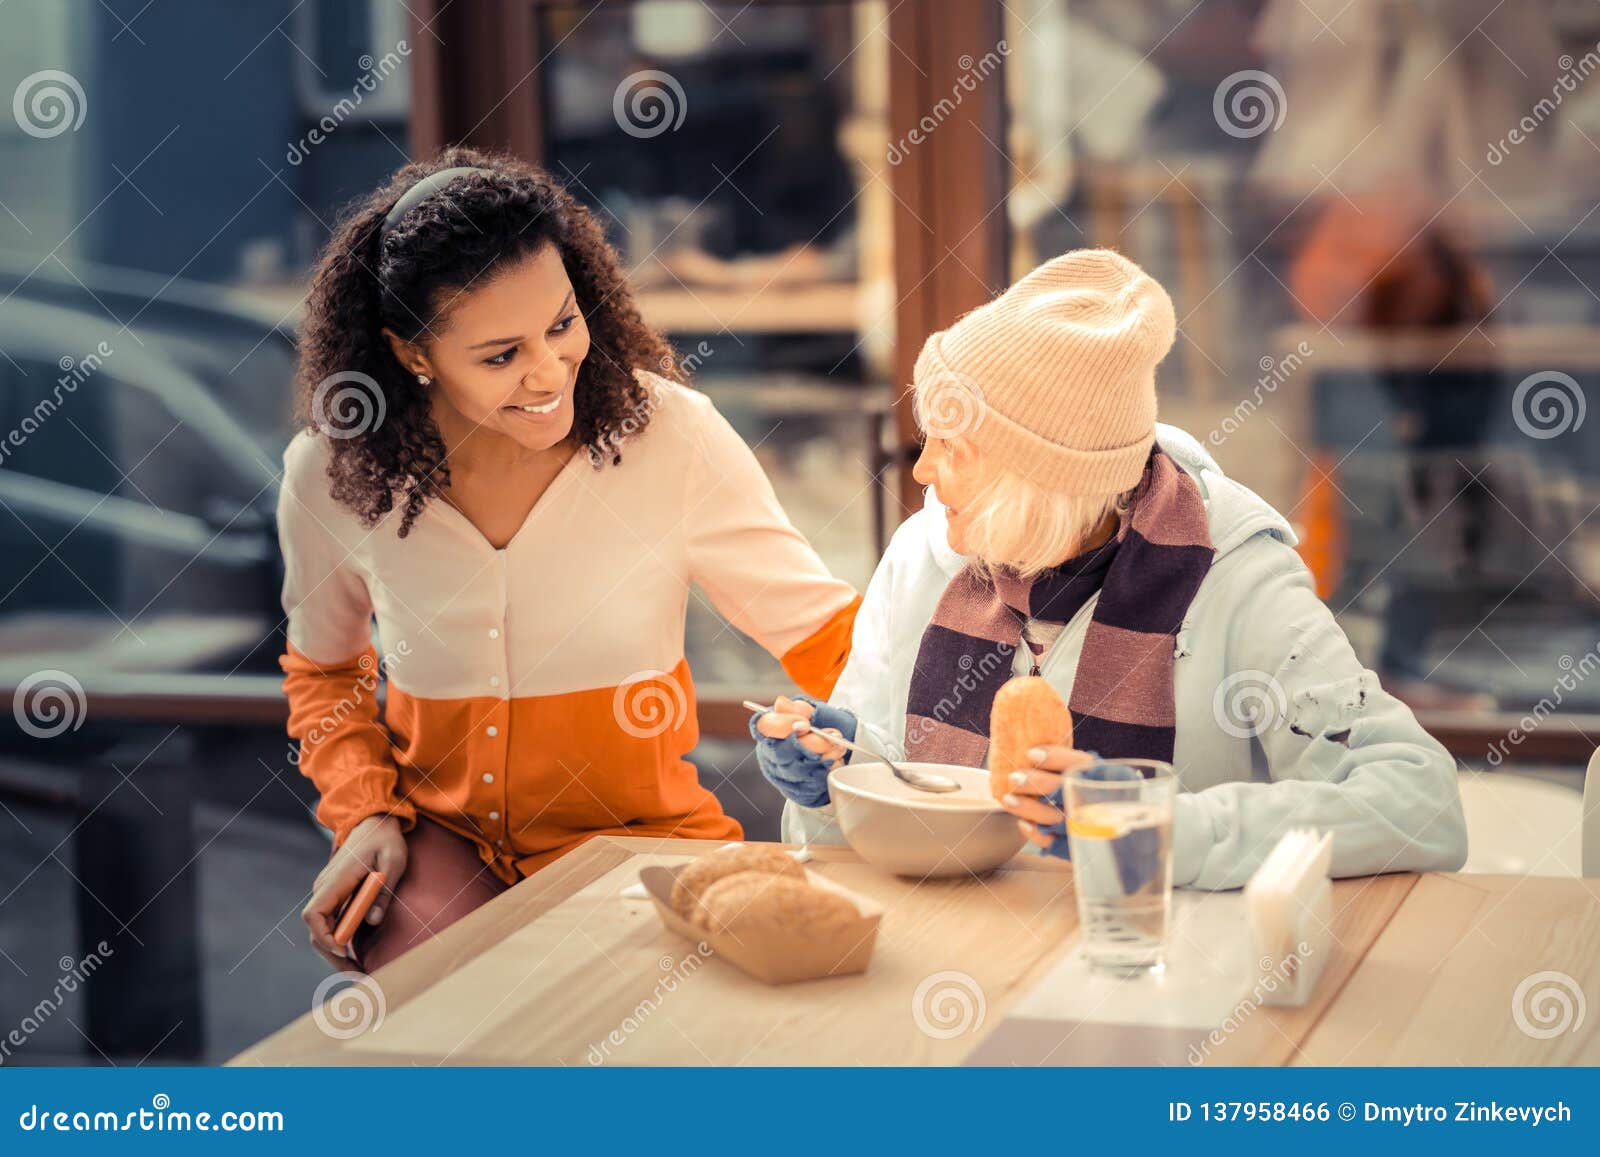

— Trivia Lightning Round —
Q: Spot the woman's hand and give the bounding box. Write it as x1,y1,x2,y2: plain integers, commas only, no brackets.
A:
303,814,408,970
750,694,856,808
998,745,1096,859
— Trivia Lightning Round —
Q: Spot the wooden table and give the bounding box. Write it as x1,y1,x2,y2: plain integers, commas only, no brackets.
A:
231,838,1600,1067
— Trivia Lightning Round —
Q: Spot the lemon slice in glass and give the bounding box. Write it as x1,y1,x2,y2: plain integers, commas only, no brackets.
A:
1066,802,1128,840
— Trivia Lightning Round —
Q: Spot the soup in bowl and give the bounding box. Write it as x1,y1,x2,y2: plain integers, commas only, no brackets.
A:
827,762,1027,878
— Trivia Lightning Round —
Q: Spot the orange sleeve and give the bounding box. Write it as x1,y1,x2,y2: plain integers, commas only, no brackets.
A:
281,643,417,847
276,456,415,848
778,594,861,699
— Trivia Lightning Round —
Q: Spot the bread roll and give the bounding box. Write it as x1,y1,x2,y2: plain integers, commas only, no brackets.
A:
668,844,804,918
691,870,859,942
986,675,1073,799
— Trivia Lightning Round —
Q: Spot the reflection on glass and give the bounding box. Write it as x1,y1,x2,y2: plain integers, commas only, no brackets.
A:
0,0,411,674
0,1,418,1064
1004,0,1600,714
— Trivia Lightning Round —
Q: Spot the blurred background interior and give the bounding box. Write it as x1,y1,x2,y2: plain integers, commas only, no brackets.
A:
1,0,1597,1062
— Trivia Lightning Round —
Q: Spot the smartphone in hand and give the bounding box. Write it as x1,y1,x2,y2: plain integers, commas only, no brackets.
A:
332,870,387,956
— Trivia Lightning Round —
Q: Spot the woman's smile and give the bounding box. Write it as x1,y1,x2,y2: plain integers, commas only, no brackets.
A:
504,392,563,417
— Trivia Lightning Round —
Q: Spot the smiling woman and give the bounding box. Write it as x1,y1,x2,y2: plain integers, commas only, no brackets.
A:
280,148,860,974
296,151,669,538
381,245,591,550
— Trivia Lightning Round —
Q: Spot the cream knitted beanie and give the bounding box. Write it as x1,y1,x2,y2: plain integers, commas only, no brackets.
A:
913,248,1177,496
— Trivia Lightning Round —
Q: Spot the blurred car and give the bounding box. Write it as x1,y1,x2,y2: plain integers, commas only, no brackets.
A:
0,256,298,685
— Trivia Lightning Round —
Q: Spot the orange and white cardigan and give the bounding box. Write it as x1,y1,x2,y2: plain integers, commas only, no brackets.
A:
277,374,860,883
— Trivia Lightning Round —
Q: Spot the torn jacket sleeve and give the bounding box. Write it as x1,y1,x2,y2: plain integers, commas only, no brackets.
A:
1172,537,1468,890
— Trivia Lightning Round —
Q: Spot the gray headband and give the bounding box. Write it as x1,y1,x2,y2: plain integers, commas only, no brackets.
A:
379,165,490,246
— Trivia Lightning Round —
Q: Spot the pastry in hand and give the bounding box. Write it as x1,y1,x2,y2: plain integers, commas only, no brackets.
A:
691,870,859,942
669,843,804,919
986,675,1073,800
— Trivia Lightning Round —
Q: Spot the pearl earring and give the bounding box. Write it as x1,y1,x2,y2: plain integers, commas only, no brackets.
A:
417,374,431,386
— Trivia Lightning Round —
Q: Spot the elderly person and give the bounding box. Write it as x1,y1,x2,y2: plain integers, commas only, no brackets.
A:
751,249,1466,889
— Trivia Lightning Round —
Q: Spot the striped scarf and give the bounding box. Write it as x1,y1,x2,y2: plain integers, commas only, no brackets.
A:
904,447,1213,766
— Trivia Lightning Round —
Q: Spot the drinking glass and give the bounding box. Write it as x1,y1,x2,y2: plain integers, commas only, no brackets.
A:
1062,759,1178,973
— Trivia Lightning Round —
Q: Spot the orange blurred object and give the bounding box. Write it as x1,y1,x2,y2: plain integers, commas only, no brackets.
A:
333,870,387,949
1296,451,1348,600
1288,195,1492,328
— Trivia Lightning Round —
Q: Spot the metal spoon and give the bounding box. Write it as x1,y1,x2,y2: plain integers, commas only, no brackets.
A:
743,700,962,794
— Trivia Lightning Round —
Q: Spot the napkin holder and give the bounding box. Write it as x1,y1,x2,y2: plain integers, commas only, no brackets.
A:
1243,829,1333,1007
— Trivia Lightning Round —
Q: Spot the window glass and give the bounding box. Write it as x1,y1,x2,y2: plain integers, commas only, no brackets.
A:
0,0,411,669
1004,0,1600,712
540,0,897,693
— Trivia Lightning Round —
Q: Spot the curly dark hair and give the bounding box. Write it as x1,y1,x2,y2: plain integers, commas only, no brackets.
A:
295,146,680,537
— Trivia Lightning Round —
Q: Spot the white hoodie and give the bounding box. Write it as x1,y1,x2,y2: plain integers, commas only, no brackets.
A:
782,424,1469,889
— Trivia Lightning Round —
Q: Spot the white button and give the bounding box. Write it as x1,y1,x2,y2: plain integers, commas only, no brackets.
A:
486,725,499,737
489,628,500,639
483,772,495,783
489,675,501,688
488,810,500,821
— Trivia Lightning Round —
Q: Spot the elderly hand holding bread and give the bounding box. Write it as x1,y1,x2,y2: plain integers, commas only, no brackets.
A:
985,676,1093,859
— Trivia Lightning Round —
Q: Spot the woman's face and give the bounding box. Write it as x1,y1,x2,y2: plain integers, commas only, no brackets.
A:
390,243,591,453
912,435,984,554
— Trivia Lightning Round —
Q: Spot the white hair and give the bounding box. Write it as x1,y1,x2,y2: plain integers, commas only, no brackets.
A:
954,446,1135,580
